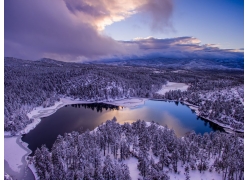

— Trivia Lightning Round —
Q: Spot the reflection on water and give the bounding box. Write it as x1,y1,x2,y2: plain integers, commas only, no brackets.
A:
67,103,121,112
22,100,224,155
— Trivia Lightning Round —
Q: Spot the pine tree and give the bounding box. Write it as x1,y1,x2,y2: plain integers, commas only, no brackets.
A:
102,155,115,180
34,145,53,180
171,149,179,173
184,165,190,180
137,149,149,177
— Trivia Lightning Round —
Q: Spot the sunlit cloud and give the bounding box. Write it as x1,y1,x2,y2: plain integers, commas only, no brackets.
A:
63,0,173,31
115,36,243,60
4,0,242,62
4,0,173,61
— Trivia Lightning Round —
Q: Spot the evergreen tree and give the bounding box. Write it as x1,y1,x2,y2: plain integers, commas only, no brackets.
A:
102,155,115,180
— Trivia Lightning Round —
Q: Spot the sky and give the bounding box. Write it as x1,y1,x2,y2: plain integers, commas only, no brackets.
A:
4,0,244,62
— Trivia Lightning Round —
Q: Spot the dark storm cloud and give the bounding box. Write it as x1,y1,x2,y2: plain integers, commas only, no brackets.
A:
4,0,129,61
64,0,108,17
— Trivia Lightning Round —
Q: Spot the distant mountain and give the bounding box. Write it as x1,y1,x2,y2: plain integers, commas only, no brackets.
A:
89,57,244,71
4,57,243,71
5,57,68,67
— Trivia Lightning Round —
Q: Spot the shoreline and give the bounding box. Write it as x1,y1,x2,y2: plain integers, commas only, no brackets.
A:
4,96,243,179
4,136,34,180
149,98,243,134
181,101,244,134
4,97,147,180
22,97,146,135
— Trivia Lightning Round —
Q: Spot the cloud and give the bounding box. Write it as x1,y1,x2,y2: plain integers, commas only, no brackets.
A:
63,0,173,31
137,0,173,32
4,0,174,61
4,0,242,62
118,37,244,59
127,36,200,50
5,0,135,61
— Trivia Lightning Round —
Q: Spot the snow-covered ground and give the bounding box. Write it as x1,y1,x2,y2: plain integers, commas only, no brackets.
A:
28,164,39,180
22,97,94,135
4,137,27,173
166,160,222,180
4,136,34,180
123,157,140,180
4,131,12,136
104,98,146,108
156,82,189,95
183,100,244,133
171,70,187,73
168,168,222,180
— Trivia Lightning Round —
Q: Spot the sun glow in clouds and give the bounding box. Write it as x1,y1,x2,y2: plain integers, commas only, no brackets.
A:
64,0,172,31
4,0,243,61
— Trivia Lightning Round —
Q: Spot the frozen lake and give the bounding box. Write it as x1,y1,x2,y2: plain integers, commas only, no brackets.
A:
22,100,224,155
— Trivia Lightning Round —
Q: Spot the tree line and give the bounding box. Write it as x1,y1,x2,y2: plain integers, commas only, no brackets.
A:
31,119,244,180
4,57,244,134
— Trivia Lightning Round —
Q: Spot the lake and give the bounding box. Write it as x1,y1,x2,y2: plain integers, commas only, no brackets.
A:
22,100,224,155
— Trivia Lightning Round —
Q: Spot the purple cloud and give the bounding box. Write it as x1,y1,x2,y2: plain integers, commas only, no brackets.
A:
138,0,174,32
4,0,131,61
117,37,243,60
4,0,242,62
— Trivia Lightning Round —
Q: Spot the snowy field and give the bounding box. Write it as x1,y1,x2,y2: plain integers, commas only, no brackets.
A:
104,98,146,108
167,162,222,180
123,158,140,180
4,136,33,179
156,82,189,95
4,137,27,173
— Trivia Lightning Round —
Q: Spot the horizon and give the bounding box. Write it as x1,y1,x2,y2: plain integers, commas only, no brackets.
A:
4,0,244,62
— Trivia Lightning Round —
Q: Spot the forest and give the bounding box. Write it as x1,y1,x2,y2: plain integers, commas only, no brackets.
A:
4,57,244,133
4,57,244,179
30,119,244,180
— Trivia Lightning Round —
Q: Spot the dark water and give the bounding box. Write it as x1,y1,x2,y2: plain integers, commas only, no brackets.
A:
22,100,224,155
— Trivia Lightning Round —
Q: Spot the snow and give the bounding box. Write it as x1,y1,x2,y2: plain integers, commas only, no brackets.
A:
4,137,28,173
168,170,222,180
122,153,223,180
22,97,146,135
4,96,237,180
4,131,11,136
231,86,244,105
104,98,146,108
188,102,244,133
189,171,222,180
123,157,141,180
167,163,223,180
4,136,34,179
123,145,223,180
182,100,244,133
171,70,187,73
22,97,93,134
4,97,147,179
153,70,163,73
4,173,13,180
28,164,39,180
156,82,189,95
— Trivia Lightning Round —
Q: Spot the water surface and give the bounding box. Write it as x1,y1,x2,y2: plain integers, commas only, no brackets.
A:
22,100,223,155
